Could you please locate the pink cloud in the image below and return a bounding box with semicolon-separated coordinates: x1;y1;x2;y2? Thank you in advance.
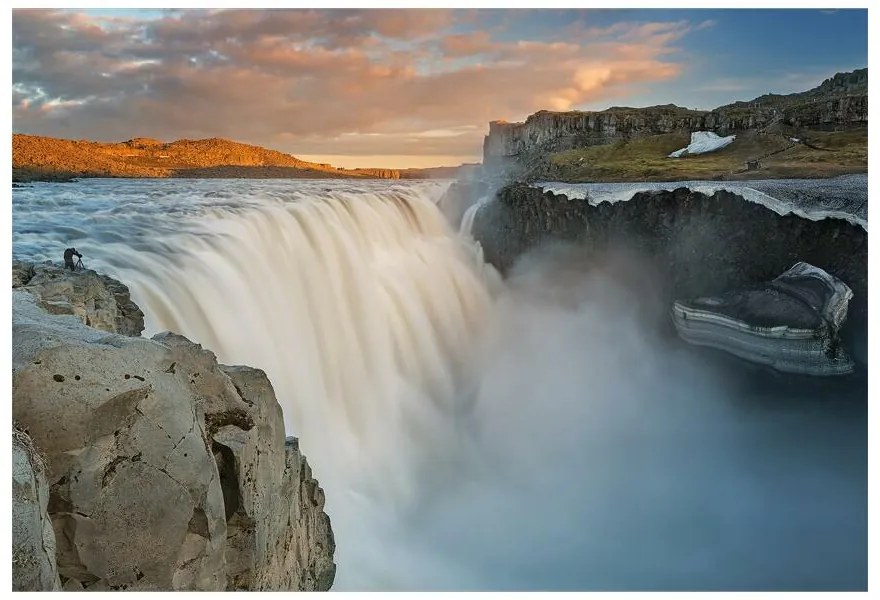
13;9;697;165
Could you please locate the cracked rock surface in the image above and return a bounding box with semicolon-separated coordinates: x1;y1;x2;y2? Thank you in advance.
12;267;335;591
12;427;61;591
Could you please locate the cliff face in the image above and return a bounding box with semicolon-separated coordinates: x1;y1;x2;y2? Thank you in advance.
470;185;868;335
12;134;400;182
483;68;868;165
11;261;336;591
484;106;707;160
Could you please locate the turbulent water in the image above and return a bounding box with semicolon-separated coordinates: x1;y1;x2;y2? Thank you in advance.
12;179;867;590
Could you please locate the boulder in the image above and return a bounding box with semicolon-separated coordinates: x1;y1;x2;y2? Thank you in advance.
11;271;335;590
12;260;145;336
12;427;61;591
672;262;854;375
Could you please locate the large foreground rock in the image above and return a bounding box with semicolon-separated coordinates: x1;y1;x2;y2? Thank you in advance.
12;427;61;591
12;271;335;590
672;262;854;375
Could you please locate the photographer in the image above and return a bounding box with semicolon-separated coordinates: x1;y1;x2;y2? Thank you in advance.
63;247;83;271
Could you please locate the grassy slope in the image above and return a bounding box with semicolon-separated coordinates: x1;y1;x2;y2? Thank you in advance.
537;127;867;182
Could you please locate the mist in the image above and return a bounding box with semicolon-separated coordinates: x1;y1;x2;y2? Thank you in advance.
13;179;864;591
336;244;867;590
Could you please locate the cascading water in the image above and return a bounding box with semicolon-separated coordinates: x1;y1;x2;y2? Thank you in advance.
12;179;866;590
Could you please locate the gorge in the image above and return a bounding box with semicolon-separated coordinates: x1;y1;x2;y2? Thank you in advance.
12;176;867;590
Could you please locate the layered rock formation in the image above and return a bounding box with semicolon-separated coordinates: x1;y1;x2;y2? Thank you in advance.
484;105;708;163
12;427;62;591
470;185;868;339
483;68;868;166
13;261;145;336
11;264;336;591
672;262;854;375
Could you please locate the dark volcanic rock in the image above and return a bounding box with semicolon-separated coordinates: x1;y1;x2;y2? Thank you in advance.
672;262;855;375
471;185;868;336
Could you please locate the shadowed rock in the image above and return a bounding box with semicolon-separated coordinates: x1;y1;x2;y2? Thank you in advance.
672;262;854;375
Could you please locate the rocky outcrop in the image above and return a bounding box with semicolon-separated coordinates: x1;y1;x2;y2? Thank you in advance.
483;68;868;165
13;260;145;336
672;262;854;375
470;185;868;343
484;105;707;164
11;269;335;590
13;427;61;591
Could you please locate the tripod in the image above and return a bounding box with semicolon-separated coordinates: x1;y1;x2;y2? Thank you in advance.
74;258;84;271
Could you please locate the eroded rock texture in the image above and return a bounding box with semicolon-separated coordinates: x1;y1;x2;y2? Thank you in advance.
471;184;867;370
483;69;868;165
13;260;145;336
11;266;335;591
12;427;61;591
672;262;854;375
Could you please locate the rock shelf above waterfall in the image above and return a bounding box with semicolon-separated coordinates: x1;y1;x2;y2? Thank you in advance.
11;263;336;591
672;262;854;376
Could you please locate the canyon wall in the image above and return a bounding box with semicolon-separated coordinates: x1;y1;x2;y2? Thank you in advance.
470;185;868;336
484;69;868;165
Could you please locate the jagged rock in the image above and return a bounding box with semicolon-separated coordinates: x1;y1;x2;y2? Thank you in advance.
12;274;335;590
672;262;854;375
12;260;145;336
471;184;868;337
12;427;61;591
483;68;867;166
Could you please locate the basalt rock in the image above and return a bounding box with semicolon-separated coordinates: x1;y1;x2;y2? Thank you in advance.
483;68;868;167
672;262;854;375
11;270;335;590
470;185;868;343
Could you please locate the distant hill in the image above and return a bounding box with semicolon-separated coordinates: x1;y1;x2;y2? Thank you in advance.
12;135;402;182
398;163;482;179
483;68;867;182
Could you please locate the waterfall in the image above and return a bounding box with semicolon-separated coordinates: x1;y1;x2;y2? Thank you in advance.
11;179;867;590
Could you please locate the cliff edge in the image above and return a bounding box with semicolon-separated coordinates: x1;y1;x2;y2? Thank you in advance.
483;68;867;182
11;261;336;591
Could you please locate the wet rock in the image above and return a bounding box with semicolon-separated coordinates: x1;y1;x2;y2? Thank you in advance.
672;262;854;375
471;184;867;334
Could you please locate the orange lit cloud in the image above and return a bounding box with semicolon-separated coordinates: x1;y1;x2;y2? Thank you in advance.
13;9;699;167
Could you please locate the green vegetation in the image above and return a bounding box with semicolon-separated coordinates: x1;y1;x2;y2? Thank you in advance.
533;127;867;183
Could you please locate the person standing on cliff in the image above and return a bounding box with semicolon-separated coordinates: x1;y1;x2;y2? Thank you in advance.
63;247;82;271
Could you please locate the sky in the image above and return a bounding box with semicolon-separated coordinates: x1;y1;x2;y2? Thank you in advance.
11;8;868;169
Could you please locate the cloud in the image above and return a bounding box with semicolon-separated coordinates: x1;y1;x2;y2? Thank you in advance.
12;9;700;166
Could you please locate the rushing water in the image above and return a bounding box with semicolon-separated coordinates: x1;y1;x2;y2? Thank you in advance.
12;179;867;590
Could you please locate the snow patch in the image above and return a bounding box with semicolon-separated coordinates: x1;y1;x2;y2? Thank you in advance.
668;131;736;158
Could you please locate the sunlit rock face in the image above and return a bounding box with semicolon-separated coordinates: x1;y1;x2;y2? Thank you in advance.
11;268;335;591
13;260;145;336
672;263;854;375
482;69;868;167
